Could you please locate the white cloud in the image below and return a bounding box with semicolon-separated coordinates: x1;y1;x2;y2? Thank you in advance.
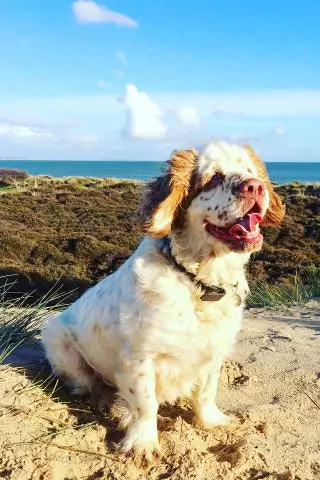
117;52;127;67
175;106;200;126
96;80;112;89
1;89;320;160
3;90;320;127
229;124;287;144
72;0;138;27
68;132;99;145
0;123;55;141
0;124;11;136
153;90;320;117
0;117;99;150
120;84;167;139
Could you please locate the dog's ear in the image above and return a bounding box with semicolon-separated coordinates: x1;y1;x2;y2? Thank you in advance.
141;149;198;238
245;145;285;227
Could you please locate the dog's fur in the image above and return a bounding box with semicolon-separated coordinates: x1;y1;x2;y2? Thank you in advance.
42;141;285;460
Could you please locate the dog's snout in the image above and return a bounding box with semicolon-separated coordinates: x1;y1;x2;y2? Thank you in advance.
238;178;265;198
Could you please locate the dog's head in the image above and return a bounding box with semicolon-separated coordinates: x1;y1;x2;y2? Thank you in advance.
142;141;285;255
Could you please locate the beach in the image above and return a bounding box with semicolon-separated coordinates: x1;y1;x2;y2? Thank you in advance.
0;175;319;479
1;301;319;479
1;1;320;476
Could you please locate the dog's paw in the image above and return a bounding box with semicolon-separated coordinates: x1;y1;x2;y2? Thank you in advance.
196;404;232;430
117;420;160;466
118;438;160;466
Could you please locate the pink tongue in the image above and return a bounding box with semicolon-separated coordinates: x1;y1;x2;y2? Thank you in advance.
229;213;263;235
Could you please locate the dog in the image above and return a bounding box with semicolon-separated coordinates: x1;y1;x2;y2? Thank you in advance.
41;141;285;461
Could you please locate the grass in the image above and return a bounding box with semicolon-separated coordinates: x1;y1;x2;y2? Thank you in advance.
0;186;15;195
0;278;71;364
247;271;320;308
0;282;112;469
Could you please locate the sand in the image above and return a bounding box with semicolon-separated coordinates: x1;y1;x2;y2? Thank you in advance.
0;301;319;480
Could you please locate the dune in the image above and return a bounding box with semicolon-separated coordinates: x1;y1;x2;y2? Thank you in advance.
0;300;319;479
0;177;319;305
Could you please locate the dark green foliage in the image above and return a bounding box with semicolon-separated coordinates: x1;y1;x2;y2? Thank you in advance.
0;177;319;304
249;183;320;290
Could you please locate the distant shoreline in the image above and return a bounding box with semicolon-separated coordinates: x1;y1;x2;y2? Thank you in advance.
0;157;320;165
0;160;319;184
1;173;319;188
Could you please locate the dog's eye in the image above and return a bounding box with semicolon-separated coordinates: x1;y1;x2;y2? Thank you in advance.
204;173;224;190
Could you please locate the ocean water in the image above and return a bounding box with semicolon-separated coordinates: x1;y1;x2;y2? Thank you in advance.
0;160;319;184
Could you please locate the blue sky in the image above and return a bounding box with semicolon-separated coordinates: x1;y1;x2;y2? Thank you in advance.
0;0;320;161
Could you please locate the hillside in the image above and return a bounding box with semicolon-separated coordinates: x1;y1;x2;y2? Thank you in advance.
0;176;319;302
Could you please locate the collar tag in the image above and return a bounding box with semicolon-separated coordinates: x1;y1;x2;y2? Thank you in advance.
200;291;226;302
161;237;227;304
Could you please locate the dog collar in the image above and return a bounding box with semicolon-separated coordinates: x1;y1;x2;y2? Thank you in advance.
161;237;226;302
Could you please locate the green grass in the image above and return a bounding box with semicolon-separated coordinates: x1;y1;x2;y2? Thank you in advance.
0;278;71;364
0;186;15;194
0;283;113;471
247;271;320;308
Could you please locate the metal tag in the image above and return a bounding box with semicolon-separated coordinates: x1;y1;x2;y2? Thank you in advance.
200;291;226;302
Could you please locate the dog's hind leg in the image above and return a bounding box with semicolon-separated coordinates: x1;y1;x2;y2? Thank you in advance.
41;314;96;396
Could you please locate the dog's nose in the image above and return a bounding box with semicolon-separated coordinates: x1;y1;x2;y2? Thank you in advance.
239;178;265;198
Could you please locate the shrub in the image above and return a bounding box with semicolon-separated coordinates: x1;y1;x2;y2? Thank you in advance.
0;168;28;187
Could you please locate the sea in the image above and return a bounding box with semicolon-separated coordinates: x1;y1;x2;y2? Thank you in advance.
0;160;319;184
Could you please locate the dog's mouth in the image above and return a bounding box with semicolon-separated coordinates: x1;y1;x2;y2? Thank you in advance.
204;208;263;244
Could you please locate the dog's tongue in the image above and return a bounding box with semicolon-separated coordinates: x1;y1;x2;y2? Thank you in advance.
229;213;263;235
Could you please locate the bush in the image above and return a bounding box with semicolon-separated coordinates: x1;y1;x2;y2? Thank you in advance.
0;168;28;187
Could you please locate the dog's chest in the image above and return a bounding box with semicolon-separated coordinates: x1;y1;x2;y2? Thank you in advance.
153;302;242;403
157;298;242;362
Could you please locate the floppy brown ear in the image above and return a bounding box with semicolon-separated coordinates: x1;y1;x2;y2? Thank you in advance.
141;149;198;238
245;145;285;227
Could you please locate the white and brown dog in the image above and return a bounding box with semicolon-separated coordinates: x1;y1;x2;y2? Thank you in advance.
42;141;285;461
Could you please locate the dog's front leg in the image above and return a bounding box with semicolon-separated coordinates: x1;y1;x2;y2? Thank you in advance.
115;358;160;462
192;358;230;429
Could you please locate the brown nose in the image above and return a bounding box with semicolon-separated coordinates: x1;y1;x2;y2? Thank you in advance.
239;178;265;198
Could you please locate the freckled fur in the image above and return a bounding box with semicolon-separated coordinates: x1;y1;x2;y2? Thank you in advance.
41;140;284;460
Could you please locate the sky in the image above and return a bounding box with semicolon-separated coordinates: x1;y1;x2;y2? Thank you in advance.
0;0;320;161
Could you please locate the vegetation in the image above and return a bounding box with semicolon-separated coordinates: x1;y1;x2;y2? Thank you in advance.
0;175;319;305
0;278;70;364
0;168;28;188
248;270;320;308
0;176;317;480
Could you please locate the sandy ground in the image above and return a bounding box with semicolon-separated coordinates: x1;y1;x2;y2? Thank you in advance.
0;301;319;480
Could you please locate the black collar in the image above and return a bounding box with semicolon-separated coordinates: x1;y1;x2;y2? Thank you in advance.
161;237;226;302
